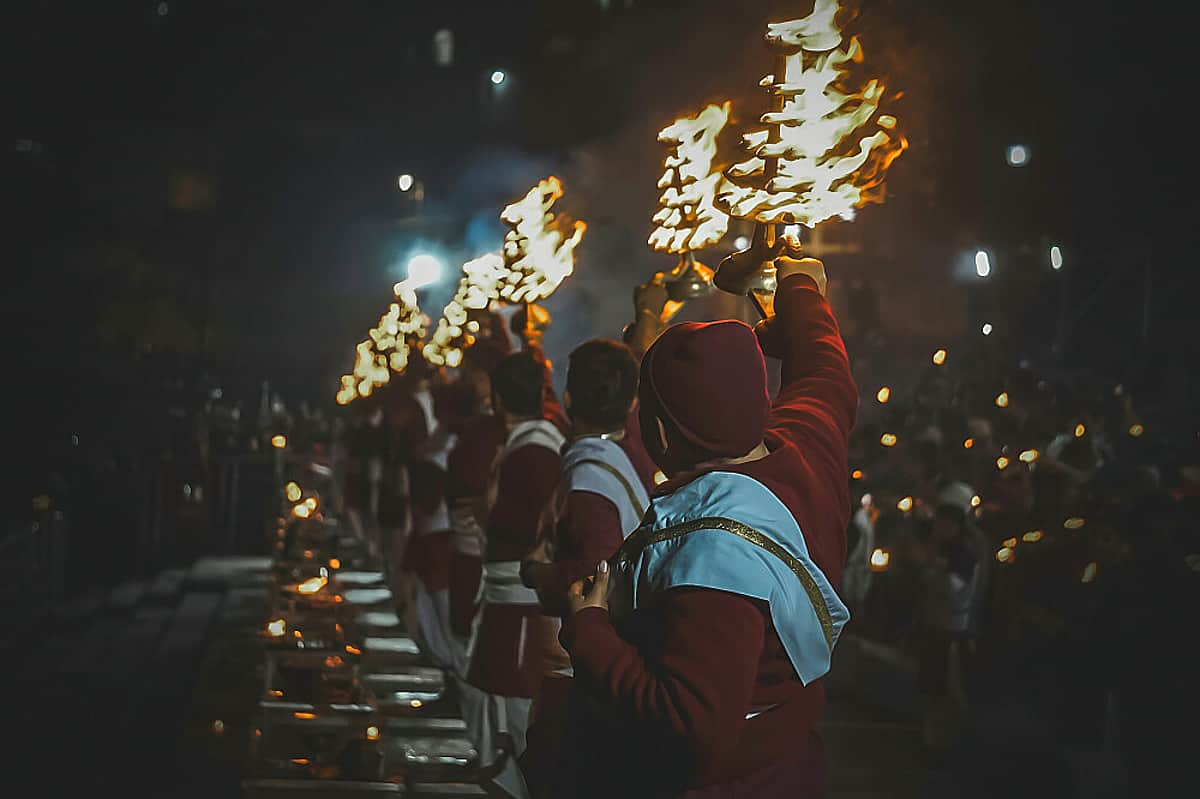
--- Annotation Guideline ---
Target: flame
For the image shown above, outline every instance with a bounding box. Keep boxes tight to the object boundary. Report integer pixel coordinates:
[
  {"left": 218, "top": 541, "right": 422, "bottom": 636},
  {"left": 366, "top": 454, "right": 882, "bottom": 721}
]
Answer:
[
  {"left": 648, "top": 102, "right": 732, "bottom": 253},
  {"left": 329, "top": 558, "right": 341, "bottom": 570},
  {"left": 336, "top": 290, "right": 428, "bottom": 403},
  {"left": 366, "top": 725, "right": 381, "bottom": 742},
  {"left": 896, "top": 496, "right": 913, "bottom": 512},
  {"left": 963, "top": 437, "right": 974, "bottom": 449},
  {"left": 995, "top": 392, "right": 1010, "bottom": 408},
  {"left": 1074, "top": 423, "right": 1086, "bottom": 438},
  {"left": 1063, "top": 517, "right": 1086, "bottom": 530},
  {"left": 880, "top": 432, "right": 897, "bottom": 447},
  {"left": 266, "top": 618, "right": 286, "bottom": 637},
  {"left": 851, "top": 468, "right": 864, "bottom": 480},
  {"left": 285, "top": 482, "right": 302, "bottom": 502},
  {"left": 345, "top": 644, "right": 362, "bottom": 655},
  {"left": 932, "top": 349, "right": 947, "bottom": 366},
  {"left": 1022, "top": 530, "right": 1044, "bottom": 543},
  {"left": 995, "top": 546, "right": 1015, "bottom": 564},
  {"left": 499, "top": 176, "right": 587, "bottom": 304},
  {"left": 1128, "top": 423, "right": 1144, "bottom": 437},
  {"left": 271, "top": 435, "right": 287, "bottom": 449},
  {"left": 970, "top": 495, "right": 981, "bottom": 508},
  {"left": 876, "top": 386, "right": 890, "bottom": 403},
  {"left": 1003, "top": 537, "right": 1018, "bottom": 549},
  {"left": 292, "top": 504, "right": 311, "bottom": 519},
  {"left": 212, "top": 719, "right": 225, "bottom": 735},
  {"left": 869, "top": 547, "right": 890, "bottom": 572},
  {"left": 719, "top": 0, "right": 906, "bottom": 227},
  {"left": 293, "top": 712, "right": 316, "bottom": 720},
  {"left": 1019, "top": 449, "right": 1039, "bottom": 464},
  {"left": 424, "top": 253, "right": 509, "bottom": 367},
  {"left": 996, "top": 456, "right": 1010, "bottom": 470},
  {"left": 297, "top": 576, "right": 327, "bottom": 595}
]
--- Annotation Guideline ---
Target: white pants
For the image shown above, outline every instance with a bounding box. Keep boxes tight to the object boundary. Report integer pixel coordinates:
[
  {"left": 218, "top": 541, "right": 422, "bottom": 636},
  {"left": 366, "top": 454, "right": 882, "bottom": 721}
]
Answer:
[
  {"left": 413, "top": 582, "right": 456, "bottom": 671},
  {"left": 456, "top": 677, "right": 532, "bottom": 799}
]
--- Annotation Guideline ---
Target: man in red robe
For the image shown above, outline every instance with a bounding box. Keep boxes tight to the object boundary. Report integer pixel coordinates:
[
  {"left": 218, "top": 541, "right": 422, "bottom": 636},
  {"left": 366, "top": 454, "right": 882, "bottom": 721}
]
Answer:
[
  {"left": 461, "top": 349, "right": 565, "bottom": 799},
  {"left": 546, "top": 249, "right": 856, "bottom": 798}
]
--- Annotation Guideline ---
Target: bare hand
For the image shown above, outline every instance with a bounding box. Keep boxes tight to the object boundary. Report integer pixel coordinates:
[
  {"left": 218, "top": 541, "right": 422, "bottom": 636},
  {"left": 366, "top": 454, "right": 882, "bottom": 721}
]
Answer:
[
  {"left": 634, "top": 273, "right": 670, "bottom": 320},
  {"left": 566, "top": 560, "right": 611, "bottom": 615}
]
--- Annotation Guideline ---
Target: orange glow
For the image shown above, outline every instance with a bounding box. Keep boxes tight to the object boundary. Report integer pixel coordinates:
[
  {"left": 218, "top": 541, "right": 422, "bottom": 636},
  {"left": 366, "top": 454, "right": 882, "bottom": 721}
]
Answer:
[
  {"left": 1022, "top": 530, "right": 1043, "bottom": 543},
  {"left": 995, "top": 392, "right": 1010, "bottom": 408},
  {"left": 1064, "top": 517, "right": 1086, "bottom": 530},
  {"left": 721, "top": 0, "right": 906, "bottom": 227},
  {"left": 996, "top": 456, "right": 1010, "bottom": 470},
  {"left": 880, "top": 433, "right": 897, "bottom": 447},
  {"left": 323, "top": 656, "right": 344, "bottom": 669},
  {"left": 649, "top": 102, "right": 732, "bottom": 253},
  {"left": 297, "top": 576, "right": 327, "bottom": 595},
  {"left": 996, "top": 546, "right": 1015, "bottom": 564},
  {"left": 329, "top": 558, "right": 341, "bottom": 570},
  {"left": 266, "top": 619, "right": 286, "bottom": 637},
  {"left": 285, "top": 482, "right": 302, "bottom": 502},
  {"left": 268, "top": 690, "right": 284, "bottom": 698},
  {"left": 876, "top": 386, "right": 891, "bottom": 403},
  {"left": 851, "top": 469, "right": 864, "bottom": 480},
  {"left": 366, "top": 725, "right": 381, "bottom": 742},
  {"left": 1128, "top": 423, "right": 1144, "bottom": 437},
  {"left": 292, "top": 504, "right": 311, "bottom": 519},
  {"left": 869, "top": 547, "right": 890, "bottom": 572},
  {"left": 1019, "top": 449, "right": 1039, "bottom": 464},
  {"left": 970, "top": 495, "right": 982, "bottom": 508},
  {"left": 896, "top": 496, "right": 913, "bottom": 512},
  {"left": 292, "top": 758, "right": 311, "bottom": 765},
  {"left": 1074, "top": 423, "right": 1086, "bottom": 438},
  {"left": 345, "top": 644, "right": 362, "bottom": 656},
  {"left": 500, "top": 176, "right": 587, "bottom": 304},
  {"left": 271, "top": 435, "right": 287, "bottom": 449},
  {"left": 409, "top": 699, "right": 424, "bottom": 709},
  {"left": 293, "top": 712, "right": 316, "bottom": 720},
  {"left": 1081, "top": 561, "right": 1098, "bottom": 583},
  {"left": 424, "top": 252, "right": 509, "bottom": 368},
  {"left": 293, "top": 630, "right": 303, "bottom": 639},
  {"left": 932, "top": 349, "right": 947, "bottom": 366},
  {"left": 303, "top": 550, "right": 313, "bottom": 559},
  {"left": 1003, "top": 537, "right": 1018, "bottom": 549},
  {"left": 963, "top": 437, "right": 974, "bottom": 449}
]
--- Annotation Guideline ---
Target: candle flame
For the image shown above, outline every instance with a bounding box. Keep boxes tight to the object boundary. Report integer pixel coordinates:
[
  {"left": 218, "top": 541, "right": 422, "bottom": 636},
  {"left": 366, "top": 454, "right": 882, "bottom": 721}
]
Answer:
[
  {"left": 366, "top": 725, "right": 381, "bottom": 741},
  {"left": 1019, "top": 449, "right": 1039, "bottom": 464},
  {"left": 876, "top": 386, "right": 890, "bottom": 403},
  {"left": 869, "top": 547, "right": 890, "bottom": 572},
  {"left": 896, "top": 496, "right": 913, "bottom": 512},
  {"left": 1074, "top": 423, "right": 1086, "bottom": 438},
  {"left": 996, "top": 546, "right": 1015, "bottom": 564},
  {"left": 995, "top": 392, "right": 1009, "bottom": 408},
  {"left": 1022, "top": 530, "right": 1043, "bottom": 543},
  {"left": 499, "top": 176, "right": 587, "bottom": 304},
  {"left": 963, "top": 437, "right": 974, "bottom": 449},
  {"left": 649, "top": 102, "right": 732, "bottom": 253},
  {"left": 1064, "top": 517, "right": 1086, "bottom": 530},
  {"left": 880, "top": 432, "right": 897, "bottom": 447},
  {"left": 297, "top": 576, "right": 327, "bottom": 595},
  {"left": 932, "top": 348, "right": 947, "bottom": 366},
  {"left": 285, "top": 482, "right": 302, "bottom": 502},
  {"left": 996, "top": 456, "right": 1010, "bottom": 470},
  {"left": 970, "top": 495, "right": 981, "bottom": 508},
  {"left": 720, "top": 0, "right": 906, "bottom": 227},
  {"left": 271, "top": 435, "right": 287, "bottom": 449},
  {"left": 266, "top": 618, "right": 286, "bottom": 637}
]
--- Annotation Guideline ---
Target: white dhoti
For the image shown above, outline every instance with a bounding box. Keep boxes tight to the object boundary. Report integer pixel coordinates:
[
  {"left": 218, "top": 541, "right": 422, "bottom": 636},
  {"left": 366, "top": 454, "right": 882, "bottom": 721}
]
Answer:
[
  {"left": 456, "top": 676, "right": 532, "bottom": 799},
  {"left": 412, "top": 581, "right": 456, "bottom": 670}
]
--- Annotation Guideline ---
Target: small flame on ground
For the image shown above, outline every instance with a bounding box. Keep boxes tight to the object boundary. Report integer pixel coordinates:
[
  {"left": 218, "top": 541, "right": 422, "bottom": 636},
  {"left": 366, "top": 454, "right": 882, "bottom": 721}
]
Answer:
[
  {"left": 271, "top": 435, "right": 287, "bottom": 449},
  {"left": 932, "top": 349, "right": 947, "bottom": 366},
  {"left": 876, "top": 386, "right": 890, "bottom": 403},
  {"left": 1074, "top": 423, "right": 1086, "bottom": 438},
  {"left": 897, "top": 496, "right": 913, "bottom": 512},
  {"left": 995, "top": 392, "right": 1010, "bottom": 408},
  {"left": 285, "top": 482, "right": 302, "bottom": 502},
  {"left": 366, "top": 725, "right": 381, "bottom": 742},
  {"left": 297, "top": 576, "right": 327, "bottom": 595},
  {"left": 963, "top": 438, "right": 974, "bottom": 449},
  {"left": 266, "top": 619, "right": 286, "bottom": 637},
  {"left": 996, "top": 456, "right": 1010, "bottom": 470}
]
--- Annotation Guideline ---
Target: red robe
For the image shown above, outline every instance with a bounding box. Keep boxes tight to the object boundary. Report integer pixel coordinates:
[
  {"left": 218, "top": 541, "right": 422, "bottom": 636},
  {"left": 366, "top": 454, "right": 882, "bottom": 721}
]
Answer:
[{"left": 548, "top": 274, "right": 857, "bottom": 798}]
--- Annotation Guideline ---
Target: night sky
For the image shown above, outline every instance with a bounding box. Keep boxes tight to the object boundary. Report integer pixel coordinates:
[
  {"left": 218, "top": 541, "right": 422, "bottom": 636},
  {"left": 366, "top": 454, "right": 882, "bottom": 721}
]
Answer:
[{"left": 8, "top": 0, "right": 1192, "bottom": 417}]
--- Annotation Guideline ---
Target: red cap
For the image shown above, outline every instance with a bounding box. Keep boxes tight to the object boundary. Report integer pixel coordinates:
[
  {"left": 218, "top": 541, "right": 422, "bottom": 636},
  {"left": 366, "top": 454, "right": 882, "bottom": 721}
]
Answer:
[{"left": 639, "top": 320, "right": 769, "bottom": 459}]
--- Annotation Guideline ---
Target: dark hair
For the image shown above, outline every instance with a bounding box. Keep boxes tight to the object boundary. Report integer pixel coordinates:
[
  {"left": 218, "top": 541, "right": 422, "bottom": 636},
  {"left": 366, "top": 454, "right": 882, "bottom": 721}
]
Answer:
[
  {"left": 567, "top": 340, "right": 638, "bottom": 428},
  {"left": 491, "top": 351, "right": 545, "bottom": 417}
]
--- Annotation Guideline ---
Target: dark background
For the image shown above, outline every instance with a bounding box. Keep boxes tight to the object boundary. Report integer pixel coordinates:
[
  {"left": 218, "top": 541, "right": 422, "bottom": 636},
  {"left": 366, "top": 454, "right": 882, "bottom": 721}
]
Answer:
[{"left": 7, "top": 0, "right": 1194, "bottom": 462}]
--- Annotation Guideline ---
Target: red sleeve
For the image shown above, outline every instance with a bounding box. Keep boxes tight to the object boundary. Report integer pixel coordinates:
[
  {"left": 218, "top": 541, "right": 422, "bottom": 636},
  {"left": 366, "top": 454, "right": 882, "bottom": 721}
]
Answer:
[
  {"left": 486, "top": 444, "right": 562, "bottom": 561},
  {"left": 762, "top": 273, "right": 858, "bottom": 470},
  {"left": 529, "top": 491, "right": 624, "bottom": 614},
  {"left": 409, "top": 460, "right": 447, "bottom": 515},
  {"left": 561, "top": 588, "right": 764, "bottom": 762}
]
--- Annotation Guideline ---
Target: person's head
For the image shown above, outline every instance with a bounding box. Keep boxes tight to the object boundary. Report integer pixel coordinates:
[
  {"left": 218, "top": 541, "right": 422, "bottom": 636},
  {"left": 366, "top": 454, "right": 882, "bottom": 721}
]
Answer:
[
  {"left": 490, "top": 350, "right": 545, "bottom": 422},
  {"left": 565, "top": 339, "right": 638, "bottom": 433},
  {"left": 460, "top": 340, "right": 509, "bottom": 411},
  {"left": 638, "top": 320, "right": 769, "bottom": 476}
]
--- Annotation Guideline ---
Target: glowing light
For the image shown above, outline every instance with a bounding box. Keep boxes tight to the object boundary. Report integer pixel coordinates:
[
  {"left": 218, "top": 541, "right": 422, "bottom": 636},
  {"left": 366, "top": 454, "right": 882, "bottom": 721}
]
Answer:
[
  {"left": 292, "top": 504, "right": 312, "bottom": 519},
  {"left": 1081, "top": 561, "right": 1097, "bottom": 583},
  {"left": 719, "top": 0, "right": 907, "bottom": 228},
  {"left": 653, "top": 470, "right": 668, "bottom": 485},
  {"left": 490, "top": 69, "right": 506, "bottom": 85},
  {"left": 211, "top": 719, "right": 224, "bottom": 735},
  {"left": 1005, "top": 145, "right": 1029, "bottom": 166},
  {"left": 982, "top": 322, "right": 993, "bottom": 336},
  {"left": 648, "top": 102, "right": 732, "bottom": 253},
  {"left": 285, "top": 482, "right": 302, "bottom": 502},
  {"left": 345, "top": 644, "right": 362, "bottom": 655},
  {"left": 303, "top": 498, "right": 318, "bottom": 513},
  {"left": 869, "top": 548, "right": 890, "bottom": 572},
  {"left": 1050, "top": 245, "right": 1063, "bottom": 270},
  {"left": 995, "top": 392, "right": 1009, "bottom": 408},
  {"left": 266, "top": 619, "right": 286, "bottom": 637},
  {"left": 297, "top": 576, "right": 327, "bottom": 595},
  {"left": 880, "top": 433, "right": 897, "bottom": 447},
  {"left": 932, "top": 348, "right": 947, "bottom": 366},
  {"left": 872, "top": 386, "right": 890, "bottom": 404},
  {"left": 292, "top": 758, "right": 310, "bottom": 765},
  {"left": 398, "top": 174, "right": 415, "bottom": 192},
  {"left": 996, "top": 546, "right": 1015, "bottom": 564},
  {"left": 293, "top": 712, "right": 316, "bottom": 720},
  {"left": 366, "top": 725, "right": 381, "bottom": 742},
  {"left": 1063, "top": 517, "right": 1086, "bottom": 530},
  {"left": 970, "top": 495, "right": 982, "bottom": 508},
  {"left": 423, "top": 252, "right": 509, "bottom": 367},
  {"left": 975, "top": 250, "right": 991, "bottom": 277},
  {"left": 1022, "top": 530, "right": 1043, "bottom": 543},
  {"left": 1128, "top": 423, "right": 1144, "bottom": 437},
  {"left": 1019, "top": 449, "right": 1039, "bottom": 463},
  {"left": 499, "top": 176, "right": 587, "bottom": 304},
  {"left": 399, "top": 254, "right": 444, "bottom": 291},
  {"left": 996, "top": 456, "right": 1010, "bottom": 470},
  {"left": 271, "top": 435, "right": 287, "bottom": 449},
  {"left": 323, "top": 655, "right": 344, "bottom": 669},
  {"left": 1003, "top": 537, "right": 1018, "bottom": 549},
  {"left": 851, "top": 469, "right": 864, "bottom": 480},
  {"left": 896, "top": 496, "right": 913, "bottom": 512},
  {"left": 1074, "top": 423, "right": 1086, "bottom": 438},
  {"left": 329, "top": 558, "right": 341, "bottom": 570},
  {"left": 410, "top": 699, "right": 424, "bottom": 709},
  {"left": 963, "top": 438, "right": 975, "bottom": 449},
  {"left": 734, "top": 235, "right": 750, "bottom": 250}
]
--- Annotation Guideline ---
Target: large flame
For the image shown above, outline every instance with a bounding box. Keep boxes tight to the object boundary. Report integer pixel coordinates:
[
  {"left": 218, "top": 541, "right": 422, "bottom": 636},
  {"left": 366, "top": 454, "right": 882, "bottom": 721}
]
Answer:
[
  {"left": 648, "top": 102, "right": 732, "bottom": 253},
  {"left": 499, "top": 177, "right": 586, "bottom": 304},
  {"left": 335, "top": 291, "right": 427, "bottom": 404},
  {"left": 423, "top": 253, "right": 509, "bottom": 368},
  {"left": 719, "top": 0, "right": 906, "bottom": 228}
]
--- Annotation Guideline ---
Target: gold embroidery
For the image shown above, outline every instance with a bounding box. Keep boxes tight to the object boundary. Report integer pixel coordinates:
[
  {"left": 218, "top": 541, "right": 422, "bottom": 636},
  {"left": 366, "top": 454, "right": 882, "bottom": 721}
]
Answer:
[{"left": 613, "top": 516, "right": 834, "bottom": 648}]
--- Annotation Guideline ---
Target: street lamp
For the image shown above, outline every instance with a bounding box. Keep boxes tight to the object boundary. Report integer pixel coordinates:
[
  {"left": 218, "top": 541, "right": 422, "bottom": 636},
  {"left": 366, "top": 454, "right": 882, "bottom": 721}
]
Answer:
[
  {"left": 398, "top": 174, "right": 414, "bottom": 192},
  {"left": 1050, "top": 245, "right": 1063, "bottom": 270},
  {"left": 490, "top": 69, "right": 507, "bottom": 85},
  {"left": 1005, "top": 145, "right": 1029, "bottom": 167},
  {"left": 974, "top": 250, "right": 992, "bottom": 278}
]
